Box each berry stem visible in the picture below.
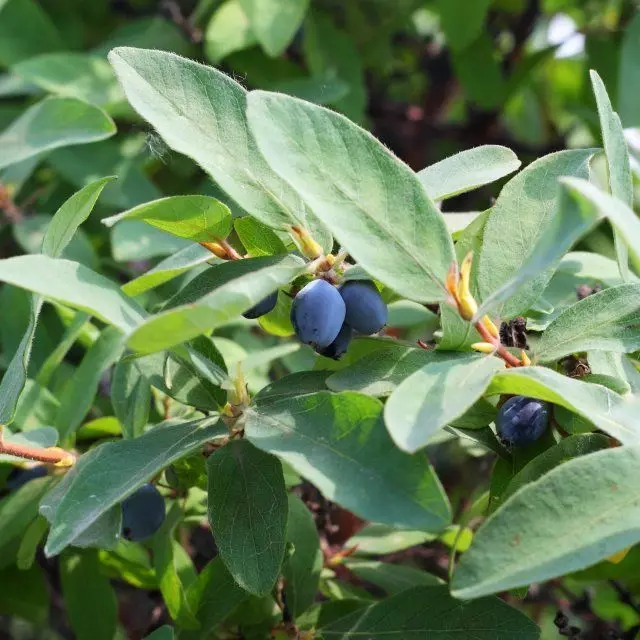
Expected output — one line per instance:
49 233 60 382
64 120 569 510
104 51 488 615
199 238 243 260
475 319 522 367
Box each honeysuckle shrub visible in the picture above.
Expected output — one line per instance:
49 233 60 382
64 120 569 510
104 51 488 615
1 2 640 639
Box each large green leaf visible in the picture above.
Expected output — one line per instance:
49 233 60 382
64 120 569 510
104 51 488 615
204 0 257 63
0 255 147 333
0 0 62 66
41 416 225 557
344 560 442 595
108 47 331 250
0 177 114 426
60 549 118 640
126 255 306 353
590 70 633 279
619 12 640 127
452 444 640 599
239 0 309 57
418 146 520 202
322 586 539 638
207 439 288 596
103 196 232 243
474 182 603 320
486 366 636 445
536 284 640 361
283 494 323 618
247 90 454 302
122 244 214 297
56 327 124 441
0 97 115 170
384 354 503 452
477 150 595 318
245 387 451 531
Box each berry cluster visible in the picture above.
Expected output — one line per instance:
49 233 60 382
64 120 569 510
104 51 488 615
496 396 551 447
243 278 388 360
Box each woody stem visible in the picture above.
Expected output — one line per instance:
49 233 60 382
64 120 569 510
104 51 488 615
0 440 72 464
475 319 522 367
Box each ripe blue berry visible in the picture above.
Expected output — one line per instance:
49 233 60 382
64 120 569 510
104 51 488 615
496 396 550 447
121 484 165 542
5 466 48 490
291 279 346 348
339 280 387 335
316 323 353 360
242 291 278 319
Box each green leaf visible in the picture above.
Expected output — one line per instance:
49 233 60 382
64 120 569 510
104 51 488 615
562 177 640 264
205 0 257 63
486 366 636 445
144 626 175 640
618 12 640 127
182 558 248 640
478 150 595 318
452 444 640 599
234 216 288 257
112 221 191 262
0 177 115 425
536 284 640 361
475 179 602 321
590 70 633 280
60 549 118 640
270 74 349 106
122 244 215 297
152 505 199 629
345 523 435 556
246 388 451 531
41 416 225 557
0 563 49 624
108 47 331 250
322 585 539 638
127 255 306 353
56 327 124 441
589 351 640 395
303 11 366 122
501 434 610 504
207 439 288 596
12 53 122 108
0 97 115 170
384 354 504 453
103 196 232 243
435 0 492 52
418 146 520 202
112 357 152 439
247 90 455 303
239 0 309 56
0 0 62 66
283 494 323 618
344 560 442 595
0 255 146 333
16 515 48 571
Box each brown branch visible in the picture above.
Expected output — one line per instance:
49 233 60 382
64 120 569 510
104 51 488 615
0 441 74 466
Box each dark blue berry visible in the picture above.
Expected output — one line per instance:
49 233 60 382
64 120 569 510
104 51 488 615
339 280 387 335
5 466 48 490
242 291 278 319
121 484 165 542
496 396 550 447
291 279 346 348
316 323 353 360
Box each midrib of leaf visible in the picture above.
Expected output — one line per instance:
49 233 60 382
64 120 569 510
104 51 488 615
248 404 447 515
119 57 302 230
280 108 447 296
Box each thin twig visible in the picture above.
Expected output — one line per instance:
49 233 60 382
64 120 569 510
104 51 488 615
0 183 24 222
475 319 523 368
0 437 74 466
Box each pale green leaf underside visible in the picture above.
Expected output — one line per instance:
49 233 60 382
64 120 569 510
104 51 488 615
536 283 640 361
418 145 520 201
108 47 331 251
247 90 455 303
384 354 503 453
452 444 640 599
0 97 115 170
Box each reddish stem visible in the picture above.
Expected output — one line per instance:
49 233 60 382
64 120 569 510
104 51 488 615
475 319 523 367
0 441 73 465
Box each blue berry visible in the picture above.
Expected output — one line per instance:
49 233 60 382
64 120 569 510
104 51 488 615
5 466 48 490
496 396 550 447
339 280 387 335
121 484 165 542
316 323 353 360
291 279 346 348
242 291 278 319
